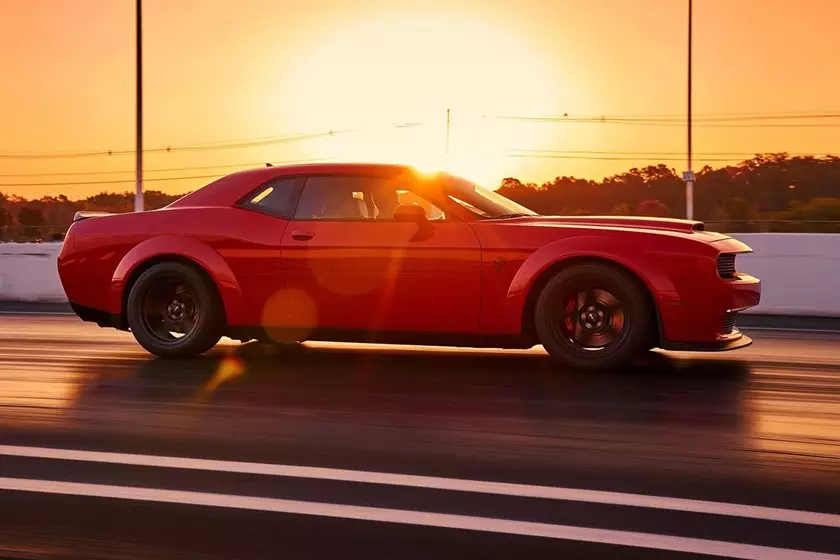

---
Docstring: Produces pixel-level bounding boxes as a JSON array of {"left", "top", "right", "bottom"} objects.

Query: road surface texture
[{"left": 0, "top": 314, "right": 838, "bottom": 559}]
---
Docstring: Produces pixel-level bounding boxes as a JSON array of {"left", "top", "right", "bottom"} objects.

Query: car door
[
  {"left": 219, "top": 175, "right": 303, "bottom": 327},
  {"left": 280, "top": 174, "right": 482, "bottom": 337}
]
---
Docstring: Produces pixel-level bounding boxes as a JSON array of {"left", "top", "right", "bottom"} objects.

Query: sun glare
[{"left": 274, "top": 12, "right": 561, "bottom": 185}]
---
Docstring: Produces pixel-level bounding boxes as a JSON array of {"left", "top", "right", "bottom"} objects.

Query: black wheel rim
[
  {"left": 139, "top": 277, "right": 200, "bottom": 346},
  {"left": 555, "top": 288, "right": 627, "bottom": 352}
]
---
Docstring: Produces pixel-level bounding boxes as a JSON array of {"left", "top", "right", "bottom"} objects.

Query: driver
[{"left": 371, "top": 184, "right": 400, "bottom": 219}]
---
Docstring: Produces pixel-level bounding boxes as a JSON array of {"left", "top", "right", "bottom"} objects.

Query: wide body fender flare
[
  {"left": 109, "top": 235, "right": 245, "bottom": 325},
  {"left": 502, "top": 236, "right": 679, "bottom": 332}
]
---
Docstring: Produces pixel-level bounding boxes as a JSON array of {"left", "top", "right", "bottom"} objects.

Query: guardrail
[{"left": 1, "top": 234, "right": 838, "bottom": 316}]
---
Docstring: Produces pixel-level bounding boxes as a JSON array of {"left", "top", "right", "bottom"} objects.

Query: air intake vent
[
  {"left": 717, "top": 253, "right": 736, "bottom": 279},
  {"left": 721, "top": 310, "right": 738, "bottom": 335}
]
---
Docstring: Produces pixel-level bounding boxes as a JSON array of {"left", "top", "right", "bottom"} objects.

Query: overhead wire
[
  {"left": 0, "top": 157, "right": 334, "bottom": 179},
  {"left": 0, "top": 129, "right": 354, "bottom": 160},
  {"left": 0, "top": 121, "right": 428, "bottom": 160}
]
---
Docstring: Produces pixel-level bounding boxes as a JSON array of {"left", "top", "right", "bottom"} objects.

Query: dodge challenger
[{"left": 57, "top": 163, "right": 761, "bottom": 370}]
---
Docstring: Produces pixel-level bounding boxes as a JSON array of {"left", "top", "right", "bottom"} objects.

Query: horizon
[
  {"left": 2, "top": 0, "right": 840, "bottom": 199},
  {"left": 3, "top": 151, "right": 837, "bottom": 204}
]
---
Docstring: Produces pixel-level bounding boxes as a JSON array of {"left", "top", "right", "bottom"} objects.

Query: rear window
[{"left": 239, "top": 178, "right": 299, "bottom": 218}]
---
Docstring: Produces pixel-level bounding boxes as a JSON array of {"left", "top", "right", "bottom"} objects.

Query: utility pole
[
  {"left": 684, "top": 0, "right": 694, "bottom": 220},
  {"left": 135, "top": 0, "right": 144, "bottom": 212},
  {"left": 444, "top": 108, "right": 451, "bottom": 171}
]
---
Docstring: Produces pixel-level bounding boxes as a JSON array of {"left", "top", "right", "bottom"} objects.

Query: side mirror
[{"left": 393, "top": 203, "right": 427, "bottom": 223}]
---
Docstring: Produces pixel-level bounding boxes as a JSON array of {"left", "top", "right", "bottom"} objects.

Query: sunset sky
[{"left": 1, "top": 0, "right": 839, "bottom": 199}]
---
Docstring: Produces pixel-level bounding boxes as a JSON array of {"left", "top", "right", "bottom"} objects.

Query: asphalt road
[{"left": 0, "top": 313, "right": 838, "bottom": 559}]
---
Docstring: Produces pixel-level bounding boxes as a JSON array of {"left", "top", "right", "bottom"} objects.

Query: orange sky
[{"left": 1, "top": 0, "right": 839, "bottom": 199}]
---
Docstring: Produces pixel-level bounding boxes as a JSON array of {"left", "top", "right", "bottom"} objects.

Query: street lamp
[
  {"left": 684, "top": 0, "right": 694, "bottom": 220},
  {"left": 135, "top": 0, "right": 144, "bottom": 212}
]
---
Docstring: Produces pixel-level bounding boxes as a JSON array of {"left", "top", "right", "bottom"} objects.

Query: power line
[
  {"left": 0, "top": 157, "right": 334, "bottom": 179},
  {"left": 0, "top": 173, "right": 224, "bottom": 188},
  {"left": 531, "top": 110, "right": 840, "bottom": 119},
  {"left": 0, "top": 157, "right": 337, "bottom": 188},
  {"left": 0, "top": 130, "right": 354, "bottom": 160},
  {"left": 507, "top": 153, "right": 755, "bottom": 162},
  {"left": 4, "top": 150, "right": 835, "bottom": 180},
  {"left": 494, "top": 112, "right": 840, "bottom": 121},
  {"left": 0, "top": 122, "right": 428, "bottom": 161},
  {"left": 493, "top": 114, "right": 840, "bottom": 127},
  {"left": 510, "top": 149, "right": 838, "bottom": 157}
]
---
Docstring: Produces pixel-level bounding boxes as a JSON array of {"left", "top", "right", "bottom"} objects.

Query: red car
[{"left": 57, "top": 163, "right": 761, "bottom": 370}]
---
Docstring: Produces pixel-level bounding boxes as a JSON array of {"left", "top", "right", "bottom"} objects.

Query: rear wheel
[
  {"left": 126, "top": 262, "right": 223, "bottom": 358},
  {"left": 534, "top": 263, "right": 652, "bottom": 371}
]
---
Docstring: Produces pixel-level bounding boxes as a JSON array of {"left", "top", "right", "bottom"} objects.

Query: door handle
[{"left": 291, "top": 231, "right": 315, "bottom": 241}]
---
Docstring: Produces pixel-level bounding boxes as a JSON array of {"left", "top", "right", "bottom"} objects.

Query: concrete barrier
[
  {"left": 735, "top": 234, "right": 839, "bottom": 317},
  {"left": 0, "top": 243, "right": 65, "bottom": 303},
  {"left": 1, "top": 234, "right": 838, "bottom": 316}
]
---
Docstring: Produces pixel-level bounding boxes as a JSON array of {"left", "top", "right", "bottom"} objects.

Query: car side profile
[{"left": 57, "top": 163, "right": 761, "bottom": 370}]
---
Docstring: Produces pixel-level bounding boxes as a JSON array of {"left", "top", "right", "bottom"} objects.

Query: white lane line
[
  {"left": 1, "top": 478, "right": 835, "bottom": 560},
  {"left": 0, "top": 311, "right": 75, "bottom": 316},
  {"left": 2, "top": 445, "right": 838, "bottom": 529}
]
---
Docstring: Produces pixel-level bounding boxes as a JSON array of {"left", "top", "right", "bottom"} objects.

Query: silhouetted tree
[
  {"left": 496, "top": 153, "right": 840, "bottom": 231},
  {"left": 610, "top": 203, "right": 631, "bottom": 215},
  {"left": 3, "top": 153, "right": 840, "bottom": 240},
  {"left": 635, "top": 199, "right": 671, "bottom": 217},
  {"left": 17, "top": 205, "right": 44, "bottom": 239}
]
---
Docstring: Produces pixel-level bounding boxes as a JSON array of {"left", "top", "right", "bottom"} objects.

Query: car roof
[{"left": 168, "top": 162, "right": 428, "bottom": 209}]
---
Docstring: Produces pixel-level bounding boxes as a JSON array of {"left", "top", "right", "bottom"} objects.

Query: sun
[{"left": 272, "top": 12, "right": 562, "bottom": 186}]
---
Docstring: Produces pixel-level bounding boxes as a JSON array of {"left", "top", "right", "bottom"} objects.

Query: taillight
[{"left": 58, "top": 226, "right": 75, "bottom": 259}]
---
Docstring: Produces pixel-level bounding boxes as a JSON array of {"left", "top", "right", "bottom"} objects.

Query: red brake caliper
[{"left": 563, "top": 296, "right": 577, "bottom": 334}]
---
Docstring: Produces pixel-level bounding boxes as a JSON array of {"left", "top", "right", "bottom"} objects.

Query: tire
[
  {"left": 534, "top": 263, "right": 652, "bottom": 371},
  {"left": 126, "top": 262, "right": 223, "bottom": 358}
]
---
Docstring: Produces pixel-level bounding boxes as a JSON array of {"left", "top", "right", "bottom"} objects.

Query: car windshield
[{"left": 440, "top": 175, "right": 538, "bottom": 219}]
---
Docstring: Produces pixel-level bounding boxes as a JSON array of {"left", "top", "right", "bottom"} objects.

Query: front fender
[
  {"left": 503, "top": 236, "right": 680, "bottom": 333},
  {"left": 109, "top": 235, "right": 245, "bottom": 325}
]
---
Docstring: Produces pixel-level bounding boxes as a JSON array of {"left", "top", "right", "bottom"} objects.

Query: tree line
[
  {"left": 496, "top": 153, "right": 840, "bottom": 232},
  {"left": 1, "top": 153, "right": 839, "bottom": 241},
  {"left": 0, "top": 190, "right": 182, "bottom": 241}
]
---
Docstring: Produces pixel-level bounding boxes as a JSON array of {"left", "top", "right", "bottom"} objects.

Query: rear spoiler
[{"left": 73, "top": 211, "right": 113, "bottom": 222}]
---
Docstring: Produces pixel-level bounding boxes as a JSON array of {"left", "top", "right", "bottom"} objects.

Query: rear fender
[
  {"left": 503, "top": 236, "right": 678, "bottom": 332},
  {"left": 109, "top": 235, "right": 244, "bottom": 325}
]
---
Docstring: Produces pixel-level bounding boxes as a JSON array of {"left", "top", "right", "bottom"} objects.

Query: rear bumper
[
  {"left": 658, "top": 273, "right": 761, "bottom": 349},
  {"left": 70, "top": 302, "right": 124, "bottom": 329}
]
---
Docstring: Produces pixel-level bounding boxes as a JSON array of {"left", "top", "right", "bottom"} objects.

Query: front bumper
[
  {"left": 660, "top": 330, "right": 753, "bottom": 352},
  {"left": 658, "top": 273, "right": 761, "bottom": 350}
]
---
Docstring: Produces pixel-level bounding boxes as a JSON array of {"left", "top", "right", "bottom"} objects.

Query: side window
[
  {"left": 240, "top": 178, "right": 299, "bottom": 218},
  {"left": 295, "top": 175, "right": 447, "bottom": 221},
  {"left": 295, "top": 176, "right": 371, "bottom": 220},
  {"left": 396, "top": 190, "right": 446, "bottom": 220}
]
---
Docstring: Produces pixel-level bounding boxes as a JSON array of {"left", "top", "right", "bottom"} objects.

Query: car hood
[
  {"left": 521, "top": 215, "right": 703, "bottom": 231},
  {"left": 506, "top": 215, "right": 730, "bottom": 237}
]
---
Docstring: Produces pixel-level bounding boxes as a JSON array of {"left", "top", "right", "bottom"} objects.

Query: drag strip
[
  {"left": 1, "top": 314, "right": 839, "bottom": 558},
  {"left": 1, "top": 444, "right": 837, "bottom": 528},
  {"left": 2, "top": 446, "right": 839, "bottom": 559}
]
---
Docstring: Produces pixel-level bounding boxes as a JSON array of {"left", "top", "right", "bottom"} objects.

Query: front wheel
[
  {"left": 126, "top": 262, "right": 223, "bottom": 358},
  {"left": 534, "top": 263, "right": 653, "bottom": 371}
]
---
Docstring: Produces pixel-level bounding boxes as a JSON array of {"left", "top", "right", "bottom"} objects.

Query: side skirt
[{"left": 226, "top": 326, "right": 534, "bottom": 350}]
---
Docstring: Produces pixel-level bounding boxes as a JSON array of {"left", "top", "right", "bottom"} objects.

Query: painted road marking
[
  {"left": 1, "top": 444, "right": 838, "bottom": 528},
  {"left": 1, "top": 478, "right": 836, "bottom": 560}
]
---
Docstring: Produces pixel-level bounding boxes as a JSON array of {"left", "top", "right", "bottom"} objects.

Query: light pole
[
  {"left": 135, "top": 0, "right": 144, "bottom": 212},
  {"left": 445, "top": 108, "right": 451, "bottom": 171},
  {"left": 684, "top": 0, "right": 694, "bottom": 220}
]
